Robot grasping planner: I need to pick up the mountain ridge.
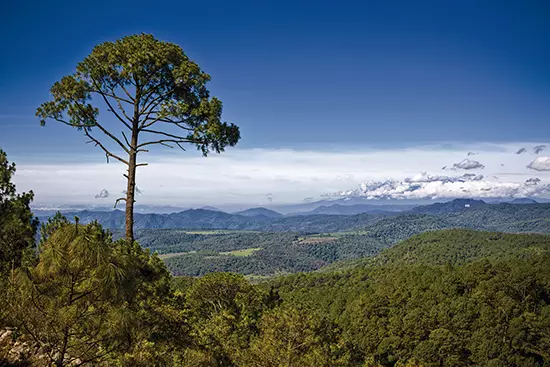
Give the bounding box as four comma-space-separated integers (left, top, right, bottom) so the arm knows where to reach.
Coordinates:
38, 201, 550, 235
234, 207, 283, 219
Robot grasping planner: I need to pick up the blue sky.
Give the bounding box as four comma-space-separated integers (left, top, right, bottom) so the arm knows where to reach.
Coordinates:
1, 0, 549, 206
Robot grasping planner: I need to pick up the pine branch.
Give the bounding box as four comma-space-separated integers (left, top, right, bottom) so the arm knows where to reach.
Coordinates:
72, 100, 130, 154
84, 130, 129, 165
89, 77, 133, 131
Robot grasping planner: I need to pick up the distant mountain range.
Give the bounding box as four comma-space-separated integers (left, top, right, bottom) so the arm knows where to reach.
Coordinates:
32, 196, 544, 217
35, 199, 550, 234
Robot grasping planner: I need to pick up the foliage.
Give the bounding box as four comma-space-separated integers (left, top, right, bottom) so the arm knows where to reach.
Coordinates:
10, 221, 180, 366
271, 256, 550, 366
152, 225, 550, 277
0, 149, 38, 327
239, 305, 353, 367
39, 211, 70, 246
12, 222, 131, 365
183, 272, 270, 365
39, 202, 550, 276
0, 149, 38, 275
373, 228, 550, 266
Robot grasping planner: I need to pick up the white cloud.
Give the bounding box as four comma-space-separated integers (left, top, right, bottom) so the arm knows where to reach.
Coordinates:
13, 142, 550, 207
336, 172, 550, 200
452, 159, 485, 170
94, 189, 110, 199
527, 156, 550, 171
404, 172, 483, 183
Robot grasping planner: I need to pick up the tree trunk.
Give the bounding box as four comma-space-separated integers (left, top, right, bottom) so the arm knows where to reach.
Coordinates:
125, 125, 139, 244
125, 154, 136, 244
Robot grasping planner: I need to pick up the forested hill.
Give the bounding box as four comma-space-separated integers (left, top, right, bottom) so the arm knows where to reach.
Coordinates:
330, 228, 550, 271
39, 201, 550, 234
375, 228, 550, 265
267, 230, 550, 366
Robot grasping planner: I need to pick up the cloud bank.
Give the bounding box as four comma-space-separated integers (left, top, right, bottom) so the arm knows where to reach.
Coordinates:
13, 142, 550, 207
334, 172, 550, 200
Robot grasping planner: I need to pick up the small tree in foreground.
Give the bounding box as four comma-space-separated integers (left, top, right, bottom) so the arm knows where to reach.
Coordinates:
37, 34, 240, 243
12, 221, 178, 366
13, 222, 131, 366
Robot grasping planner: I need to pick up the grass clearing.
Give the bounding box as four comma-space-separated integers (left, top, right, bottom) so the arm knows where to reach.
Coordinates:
160, 247, 262, 260
158, 251, 196, 259
219, 247, 262, 257
183, 230, 261, 235
328, 230, 370, 236
298, 237, 338, 245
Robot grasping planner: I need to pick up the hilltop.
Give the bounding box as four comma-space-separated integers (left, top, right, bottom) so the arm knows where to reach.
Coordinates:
234, 207, 283, 219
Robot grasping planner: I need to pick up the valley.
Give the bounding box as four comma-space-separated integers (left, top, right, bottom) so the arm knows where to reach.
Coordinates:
38, 199, 550, 277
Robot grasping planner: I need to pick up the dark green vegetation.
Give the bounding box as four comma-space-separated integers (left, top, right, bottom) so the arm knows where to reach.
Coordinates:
0, 150, 38, 276
9, 222, 175, 366
34, 199, 550, 277
269, 250, 550, 367
0, 150, 38, 327
375, 229, 550, 266
2, 147, 550, 366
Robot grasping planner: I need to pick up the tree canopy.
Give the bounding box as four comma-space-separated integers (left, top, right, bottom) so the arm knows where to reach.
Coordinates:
36, 34, 240, 243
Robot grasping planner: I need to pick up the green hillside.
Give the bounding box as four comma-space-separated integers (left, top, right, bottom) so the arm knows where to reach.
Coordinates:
374, 228, 550, 266
264, 230, 550, 366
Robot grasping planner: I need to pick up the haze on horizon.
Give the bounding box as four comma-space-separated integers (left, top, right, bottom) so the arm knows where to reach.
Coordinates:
1, 0, 549, 208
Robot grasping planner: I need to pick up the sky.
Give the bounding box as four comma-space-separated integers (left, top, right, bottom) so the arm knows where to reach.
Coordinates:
1, 0, 549, 208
